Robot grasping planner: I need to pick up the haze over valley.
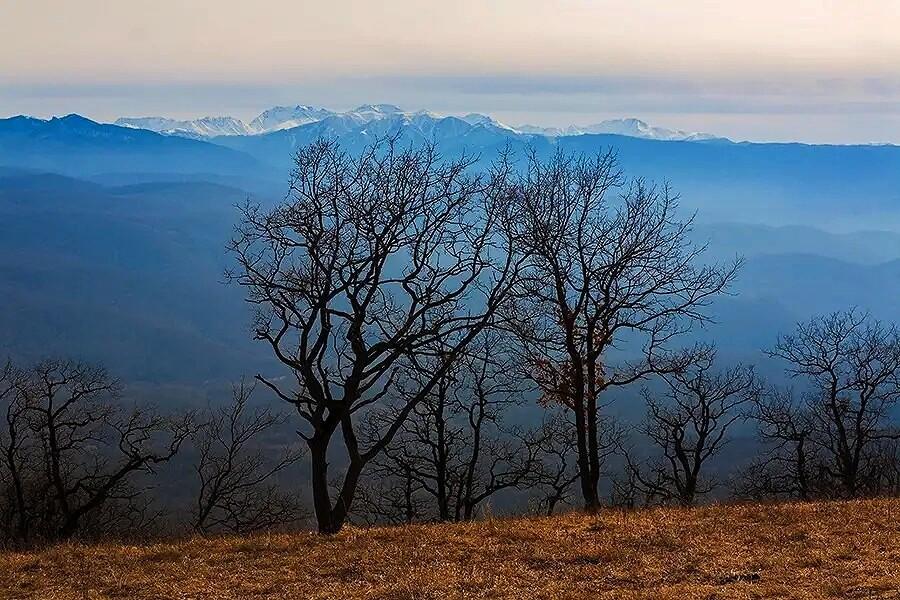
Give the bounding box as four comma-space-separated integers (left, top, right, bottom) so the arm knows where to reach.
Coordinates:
3, 105, 900, 386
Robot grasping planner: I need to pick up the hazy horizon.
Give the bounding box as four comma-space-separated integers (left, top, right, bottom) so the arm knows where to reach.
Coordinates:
3, 0, 900, 143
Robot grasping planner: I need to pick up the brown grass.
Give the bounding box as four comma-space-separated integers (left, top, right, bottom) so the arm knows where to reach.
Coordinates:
2, 498, 900, 599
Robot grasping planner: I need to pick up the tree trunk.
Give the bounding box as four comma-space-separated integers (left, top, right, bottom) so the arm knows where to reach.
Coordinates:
309, 437, 342, 535
796, 437, 809, 500
308, 430, 366, 535
681, 479, 697, 506
585, 392, 602, 511
329, 463, 361, 533
434, 393, 450, 522
575, 404, 600, 511
5, 441, 28, 543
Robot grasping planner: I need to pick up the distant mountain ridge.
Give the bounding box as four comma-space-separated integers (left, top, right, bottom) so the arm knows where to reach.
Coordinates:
5, 167, 900, 382
6, 111, 900, 231
516, 117, 719, 141
113, 104, 718, 142
0, 114, 276, 188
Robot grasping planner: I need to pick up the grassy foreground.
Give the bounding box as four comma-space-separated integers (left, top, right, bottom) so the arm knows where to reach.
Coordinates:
2, 499, 900, 599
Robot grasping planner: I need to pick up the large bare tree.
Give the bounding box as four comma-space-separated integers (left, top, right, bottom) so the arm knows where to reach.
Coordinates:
229, 139, 523, 533
505, 150, 739, 510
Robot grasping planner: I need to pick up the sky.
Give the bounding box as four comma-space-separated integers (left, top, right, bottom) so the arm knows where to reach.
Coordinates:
2, 0, 899, 143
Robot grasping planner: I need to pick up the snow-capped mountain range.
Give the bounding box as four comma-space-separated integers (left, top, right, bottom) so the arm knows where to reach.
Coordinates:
113, 115, 254, 138
114, 104, 718, 142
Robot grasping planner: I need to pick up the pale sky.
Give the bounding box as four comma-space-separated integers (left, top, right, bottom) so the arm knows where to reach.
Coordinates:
2, 0, 899, 143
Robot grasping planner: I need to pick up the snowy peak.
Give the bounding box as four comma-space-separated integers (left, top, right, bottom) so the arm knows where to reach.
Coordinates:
582, 118, 717, 141
115, 104, 410, 138
516, 118, 717, 141
350, 104, 403, 116
458, 113, 516, 131
115, 116, 252, 138
115, 116, 182, 132
247, 105, 334, 133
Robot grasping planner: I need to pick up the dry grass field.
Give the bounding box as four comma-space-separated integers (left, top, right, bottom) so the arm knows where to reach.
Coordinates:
2, 499, 900, 599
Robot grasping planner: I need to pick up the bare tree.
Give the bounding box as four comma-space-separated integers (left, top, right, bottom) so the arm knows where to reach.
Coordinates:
505, 149, 739, 510
192, 381, 304, 534
628, 351, 758, 506
373, 363, 463, 523
353, 463, 426, 526
229, 139, 524, 533
869, 439, 900, 496
532, 410, 622, 515
0, 359, 193, 544
363, 333, 540, 523
740, 388, 815, 500
751, 310, 900, 499
0, 360, 29, 543
454, 336, 538, 521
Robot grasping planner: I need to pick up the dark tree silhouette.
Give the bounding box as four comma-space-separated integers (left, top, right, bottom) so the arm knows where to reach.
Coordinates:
0, 360, 29, 543
746, 310, 900, 499
532, 410, 622, 515
741, 388, 816, 500
229, 139, 524, 533
361, 332, 540, 523
628, 351, 759, 506
0, 359, 193, 544
870, 439, 900, 495
504, 150, 739, 511
192, 381, 304, 534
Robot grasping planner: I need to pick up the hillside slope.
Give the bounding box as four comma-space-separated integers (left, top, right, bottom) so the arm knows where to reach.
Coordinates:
3, 499, 899, 599
0, 115, 277, 187
0, 171, 271, 382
